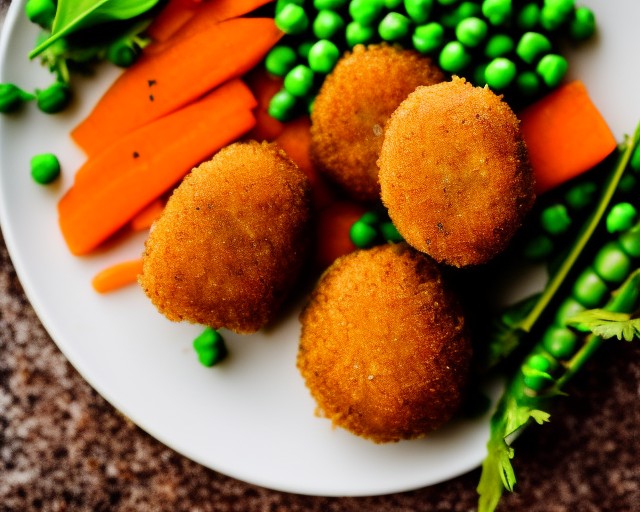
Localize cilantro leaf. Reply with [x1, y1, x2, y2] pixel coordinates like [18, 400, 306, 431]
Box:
[567, 309, 640, 341]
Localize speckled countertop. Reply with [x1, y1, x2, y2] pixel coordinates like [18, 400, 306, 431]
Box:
[1, 2, 639, 511]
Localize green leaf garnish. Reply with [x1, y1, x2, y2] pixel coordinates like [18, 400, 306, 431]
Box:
[567, 310, 640, 341]
[29, 0, 161, 59]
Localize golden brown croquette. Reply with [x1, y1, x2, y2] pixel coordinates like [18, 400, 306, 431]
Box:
[139, 141, 312, 334]
[310, 44, 445, 203]
[297, 243, 472, 443]
[378, 77, 535, 267]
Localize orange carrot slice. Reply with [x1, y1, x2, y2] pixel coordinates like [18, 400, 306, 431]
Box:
[145, 0, 202, 43]
[519, 80, 617, 195]
[59, 79, 257, 255]
[72, 17, 282, 156]
[245, 66, 285, 142]
[314, 201, 367, 271]
[129, 198, 165, 231]
[92, 259, 144, 294]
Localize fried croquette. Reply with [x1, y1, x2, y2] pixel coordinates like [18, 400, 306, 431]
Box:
[297, 243, 472, 443]
[139, 141, 312, 334]
[378, 77, 535, 267]
[310, 44, 445, 203]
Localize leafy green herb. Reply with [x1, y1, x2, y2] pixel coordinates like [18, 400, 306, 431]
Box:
[29, 0, 161, 59]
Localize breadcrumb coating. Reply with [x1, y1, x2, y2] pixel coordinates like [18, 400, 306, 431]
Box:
[310, 44, 444, 203]
[378, 77, 535, 267]
[297, 243, 472, 443]
[140, 141, 312, 334]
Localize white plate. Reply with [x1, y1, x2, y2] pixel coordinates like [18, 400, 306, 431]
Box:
[0, 0, 638, 497]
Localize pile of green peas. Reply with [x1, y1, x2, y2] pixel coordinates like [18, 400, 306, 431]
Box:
[267, 0, 596, 121]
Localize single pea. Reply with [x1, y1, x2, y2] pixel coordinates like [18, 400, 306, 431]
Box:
[565, 181, 597, 210]
[268, 89, 298, 121]
[473, 63, 488, 87]
[555, 297, 586, 327]
[570, 6, 596, 40]
[346, 21, 376, 46]
[523, 353, 553, 390]
[482, 0, 512, 26]
[306, 94, 316, 115]
[193, 328, 228, 367]
[516, 70, 541, 97]
[593, 241, 632, 284]
[618, 174, 636, 194]
[106, 38, 139, 68]
[276, 0, 304, 15]
[379, 12, 411, 41]
[308, 40, 341, 74]
[526, 353, 552, 372]
[542, 326, 578, 360]
[297, 41, 315, 60]
[522, 233, 553, 260]
[380, 222, 404, 242]
[25, 0, 56, 28]
[517, 3, 540, 30]
[359, 211, 381, 225]
[539, 4, 569, 31]
[545, 0, 575, 16]
[438, 41, 471, 73]
[573, 267, 609, 308]
[0, 83, 34, 113]
[455, 17, 488, 47]
[404, 0, 433, 24]
[451, 2, 482, 22]
[385, 0, 404, 8]
[438, 0, 459, 5]
[314, 0, 348, 9]
[36, 82, 71, 114]
[30, 153, 60, 184]
[619, 227, 640, 258]
[516, 32, 552, 65]
[265, 46, 298, 77]
[284, 65, 315, 97]
[412, 22, 444, 54]
[349, 0, 384, 25]
[484, 57, 516, 89]
[540, 204, 571, 235]
[313, 9, 345, 39]
[536, 54, 568, 88]
[350, 220, 378, 248]
[484, 34, 514, 58]
[631, 144, 640, 172]
[275, 3, 309, 35]
[606, 203, 637, 234]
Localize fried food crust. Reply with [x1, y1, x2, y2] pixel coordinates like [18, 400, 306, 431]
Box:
[140, 141, 312, 334]
[297, 243, 472, 443]
[378, 77, 535, 267]
[310, 44, 444, 203]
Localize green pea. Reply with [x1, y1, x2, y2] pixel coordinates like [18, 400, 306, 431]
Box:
[516, 71, 541, 97]
[522, 233, 553, 260]
[631, 144, 640, 172]
[36, 82, 71, 114]
[193, 328, 228, 367]
[482, 0, 512, 26]
[268, 89, 298, 121]
[265, 46, 298, 77]
[379, 12, 411, 41]
[542, 326, 578, 360]
[0, 83, 34, 113]
[516, 32, 552, 65]
[618, 174, 636, 194]
[314, 0, 348, 9]
[404, 0, 433, 24]
[275, 3, 309, 34]
[349, 0, 384, 25]
[297, 41, 315, 60]
[473, 63, 488, 87]
[106, 38, 140, 68]
[380, 222, 404, 242]
[455, 17, 488, 48]
[555, 297, 585, 326]
[523, 353, 553, 390]
[276, 0, 304, 15]
[594, 241, 632, 284]
[619, 226, 640, 258]
[517, 3, 540, 30]
[25, 0, 56, 28]
[452, 2, 482, 21]
[606, 202, 637, 234]
[385, 0, 404, 8]
[565, 181, 596, 210]
[314, 10, 345, 39]
[570, 7, 596, 40]
[284, 65, 315, 97]
[308, 40, 341, 74]
[350, 220, 378, 248]
[540, 204, 571, 235]
[438, 41, 471, 73]
[484, 57, 516, 90]
[536, 54, 568, 88]
[438, 0, 459, 5]
[412, 22, 444, 54]
[526, 353, 552, 372]
[484, 34, 514, 58]
[546, 0, 575, 16]
[346, 21, 376, 46]
[30, 153, 60, 184]
[573, 267, 609, 308]
[540, 4, 569, 31]
[359, 211, 381, 225]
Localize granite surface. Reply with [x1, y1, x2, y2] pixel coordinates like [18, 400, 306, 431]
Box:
[1, 2, 639, 511]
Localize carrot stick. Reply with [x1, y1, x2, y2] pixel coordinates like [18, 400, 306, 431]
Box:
[59, 79, 257, 255]
[314, 201, 367, 271]
[245, 66, 285, 141]
[129, 198, 165, 231]
[72, 17, 282, 156]
[145, 0, 202, 43]
[519, 80, 617, 195]
[274, 115, 336, 211]
[92, 259, 144, 294]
